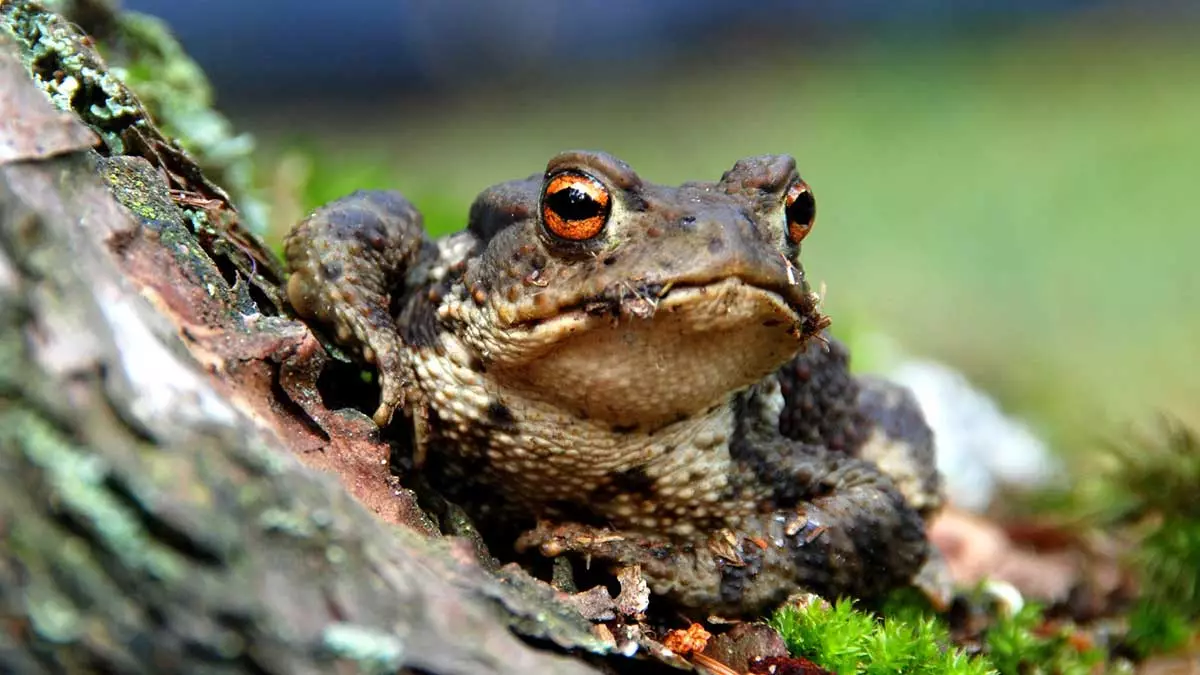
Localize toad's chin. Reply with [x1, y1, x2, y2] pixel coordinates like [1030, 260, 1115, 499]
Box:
[487, 277, 814, 428]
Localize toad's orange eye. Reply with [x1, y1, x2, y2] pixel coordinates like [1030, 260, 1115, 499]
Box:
[542, 171, 611, 242]
[785, 181, 816, 244]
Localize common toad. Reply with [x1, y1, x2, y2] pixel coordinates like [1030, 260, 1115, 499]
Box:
[284, 151, 943, 616]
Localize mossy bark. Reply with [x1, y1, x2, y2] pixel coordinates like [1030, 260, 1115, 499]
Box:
[0, 3, 602, 673]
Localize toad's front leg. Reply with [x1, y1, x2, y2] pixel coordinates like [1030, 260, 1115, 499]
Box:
[284, 190, 432, 425]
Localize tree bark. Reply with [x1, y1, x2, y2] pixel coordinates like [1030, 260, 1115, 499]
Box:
[0, 6, 603, 674]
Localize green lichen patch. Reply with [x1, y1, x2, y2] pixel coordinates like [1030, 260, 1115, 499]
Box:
[1, 1, 286, 314]
[97, 155, 257, 317]
[96, 152, 183, 229]
[2, 2, 145, 152]
[101, 11, 267, 235]
[321, 623, 406, 675]
[2, 409, 187, 583]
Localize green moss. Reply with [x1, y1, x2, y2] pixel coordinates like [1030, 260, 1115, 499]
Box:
[1072, 422, 1200, 656]
[1123, 513, 1200, 656]
[1074, 423, 1200, 526]
[770, 598, 993, 675]
[985, 605, 1103, 675]
[1137, 516, 1200, 617]
[1126, 601, 1193, 657]
[771, 595, 1110, 675]
[769, 428, 1200, 671]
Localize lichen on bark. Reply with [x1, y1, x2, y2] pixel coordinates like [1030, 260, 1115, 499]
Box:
[0, 2, 608, 673]
[1, 0, 284, 313]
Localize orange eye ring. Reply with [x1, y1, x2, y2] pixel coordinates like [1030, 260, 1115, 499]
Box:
[785, 181, 816, 244]
[542, 171, 612, 242]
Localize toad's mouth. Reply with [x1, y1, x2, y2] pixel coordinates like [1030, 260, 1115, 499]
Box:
[508, 275, 822, 333]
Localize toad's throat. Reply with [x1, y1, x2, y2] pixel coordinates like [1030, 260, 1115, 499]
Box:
[488, 278, 819, 427]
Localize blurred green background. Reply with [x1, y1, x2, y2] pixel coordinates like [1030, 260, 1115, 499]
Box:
[135, 2, 1200, 465]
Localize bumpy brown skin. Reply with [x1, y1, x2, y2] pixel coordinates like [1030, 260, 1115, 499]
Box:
[284, 151, 944, 617]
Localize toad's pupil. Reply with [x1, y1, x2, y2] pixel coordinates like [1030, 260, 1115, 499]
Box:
[547, 186, 602, 221]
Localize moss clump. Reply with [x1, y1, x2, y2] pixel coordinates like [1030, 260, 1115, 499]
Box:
[1127, 514, 1200, 657]
[771, 420, 1200, 673]
[1085, 423, 1200, 657]
[771, 595, 1107, 675]
[770, 598, 993, 675]
[984, 604, 1104, 675]
[1124, 601, 1193, 658]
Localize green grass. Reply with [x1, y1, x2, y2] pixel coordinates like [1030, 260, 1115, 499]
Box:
[251, 18, 1199, 462]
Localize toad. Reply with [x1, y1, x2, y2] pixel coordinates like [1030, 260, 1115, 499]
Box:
[284, 151, 943, 616]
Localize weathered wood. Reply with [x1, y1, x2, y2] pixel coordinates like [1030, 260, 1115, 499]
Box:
[0, 8, 604, 674]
